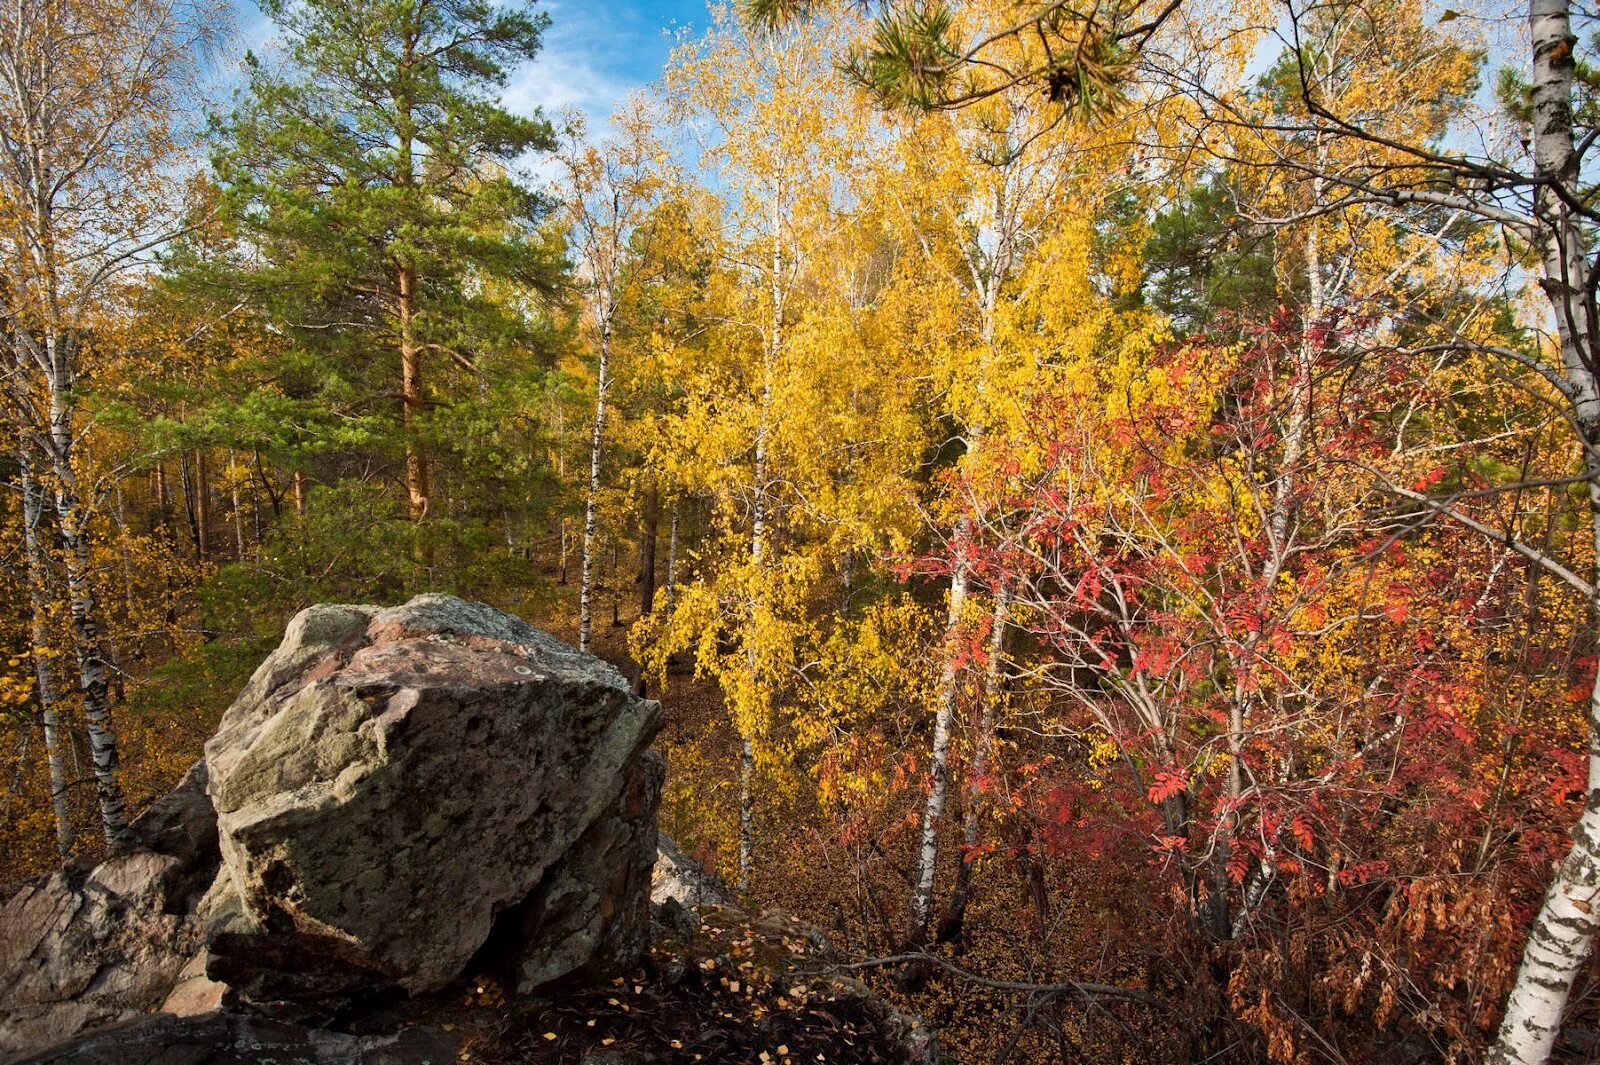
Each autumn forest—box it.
[3,0,1598,1060]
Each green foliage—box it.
[744,0,1149,119]
[1143,175,1277,330]
[202,0,565,471]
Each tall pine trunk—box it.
[399,265,429,523]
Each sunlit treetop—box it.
[740,0,1182,116]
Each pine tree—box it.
[211,0,560,524]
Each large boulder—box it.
[201,594,663,1010]
[0,763,218,1060]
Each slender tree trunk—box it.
[911,203,1010,942]
[59,496,132,847]
[611,538,622,628]
[18,431,73,857]
[638,482,659,618]
[393,46,428,526]
[738,734,756,895]
[193,449,210,561]
[736,207,785,895]
[253,449,280,522]
[111,483,138,622]
[1209,688,1247,939]
[179,449,200,556]
[1492,2,1600,1059]
[229,450,247,559]
[579,316,611,653]
[941,585,1009,942]
[559,516,570,586]
[1267,154,1323,560]
[398,265,429,523]
[913,416,992,943]
[249,469,264,549]
[664,501,680,614]
[911,528,970,942]
[632,483,660,697]
[1207,149,1328,944]
[154,460,172,541]
[293,470,307,516]
[45,354,133,848]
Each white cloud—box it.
[504,0,650,135]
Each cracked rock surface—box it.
[203,594,664,1008]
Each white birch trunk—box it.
[46,347,132,847]
[738,283,777,895]
[579,313,611,655]
[1491,1,1600,1058]
[18,430,73,857]
[911,515,973,939]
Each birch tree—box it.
[658,8,871,892]
[747,0,1198,942]
[642,8,931,894]
[0,0,209,847]
[1217,0,1600,1058]
[882,84,1079,941]
[556,104,664,655]
[1147,0,1485,937]
[15,429,71,855]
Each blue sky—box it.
[503,0,708,127]
[229,0,710,129]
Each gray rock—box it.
[0,763,218,1061]
[476,750,664,992]
[203,593,663,1006]
[651,834,731,909]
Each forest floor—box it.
[561,590,1186,1065]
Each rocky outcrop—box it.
[1,595,664,1060]
[0,763,217,1061]
[652,834,733,910]
[201,594,664,1009]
